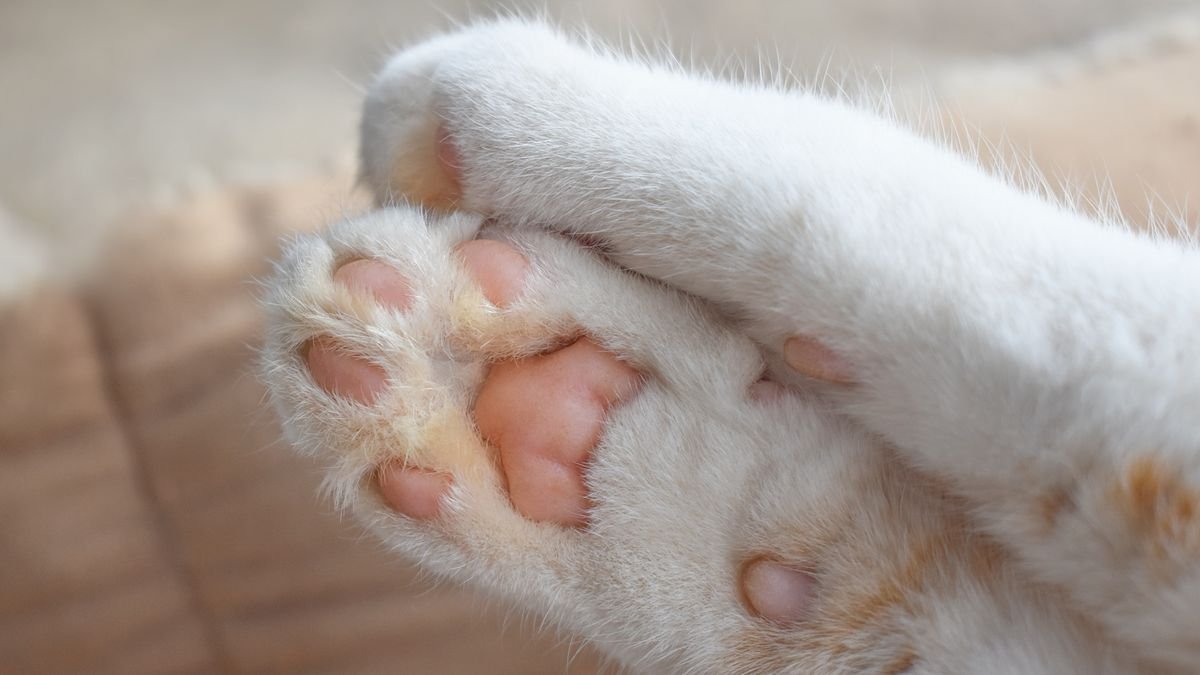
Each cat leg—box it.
[361,20,1200,667]
[262,206,1129,673]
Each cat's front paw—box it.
[263,205,958,672]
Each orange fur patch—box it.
[882,647,919,674]
[1112,455,1200,567]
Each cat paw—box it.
[261,206,931,672]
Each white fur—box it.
[265,19,1200,674]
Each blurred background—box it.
[1,1,1196,673]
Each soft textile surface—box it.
[1,25,1196,675]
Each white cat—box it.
[261,20,1200,673]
